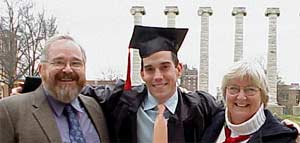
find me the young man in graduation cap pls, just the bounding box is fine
[85,25,223,143]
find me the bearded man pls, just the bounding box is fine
[0,35,109,143]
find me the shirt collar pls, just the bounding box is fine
[143,89,178,114]
[43,87,83,117]
[225,104,266,136]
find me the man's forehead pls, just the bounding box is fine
[143,60,173,67]
[49,39,79,49]
[48,42,83,59]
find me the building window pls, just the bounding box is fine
[282,93,289,101]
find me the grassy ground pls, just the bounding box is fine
[277,114,300,124]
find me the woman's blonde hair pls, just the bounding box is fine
[221,60,269,107]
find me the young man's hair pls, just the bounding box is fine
[140,52,179,71]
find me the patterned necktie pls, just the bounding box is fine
[153,104,168,143]
[64,105,86,143]
[223,126,250,143]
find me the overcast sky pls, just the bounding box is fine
[29,0,300,95]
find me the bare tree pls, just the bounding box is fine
[0,0,58,93]
[99,68,122,81]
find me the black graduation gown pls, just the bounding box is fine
[248,110,298,143]
[201,109,298,143]
[81,80,223,143]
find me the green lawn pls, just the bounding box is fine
[277,114,300,124]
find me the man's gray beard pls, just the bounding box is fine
[47,84,81,103]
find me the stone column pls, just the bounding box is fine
[265,8,283,115]
[216,87,224,105]
[294,13,300,115]
[130,6,145,86]
[164,6,179,28]
[232,7,246,62]
[197,7,212,92]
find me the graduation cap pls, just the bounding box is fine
[129,25,188,58]
[124,25,188,90]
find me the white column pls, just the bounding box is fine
[130,6,145,86]
[197,7,212,92]
[232,7,246,62]
[265,8,280,105]
[164,6,179,28]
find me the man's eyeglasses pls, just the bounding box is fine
[44,60,84,70]
[226,85,260,96]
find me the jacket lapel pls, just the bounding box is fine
[31,86,62,143]
[79,95,110,143]
[168,89,185,143]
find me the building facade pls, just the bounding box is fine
[277,83,300,114]
[180,64,198,91]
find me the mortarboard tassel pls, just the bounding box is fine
[124,47,132,91]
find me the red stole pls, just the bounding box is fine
[223,126,250,143]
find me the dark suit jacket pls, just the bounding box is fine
[0,86,109,143]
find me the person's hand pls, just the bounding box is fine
[10,82,24,96]
[282,119,300,142]
[179,86,190,93]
